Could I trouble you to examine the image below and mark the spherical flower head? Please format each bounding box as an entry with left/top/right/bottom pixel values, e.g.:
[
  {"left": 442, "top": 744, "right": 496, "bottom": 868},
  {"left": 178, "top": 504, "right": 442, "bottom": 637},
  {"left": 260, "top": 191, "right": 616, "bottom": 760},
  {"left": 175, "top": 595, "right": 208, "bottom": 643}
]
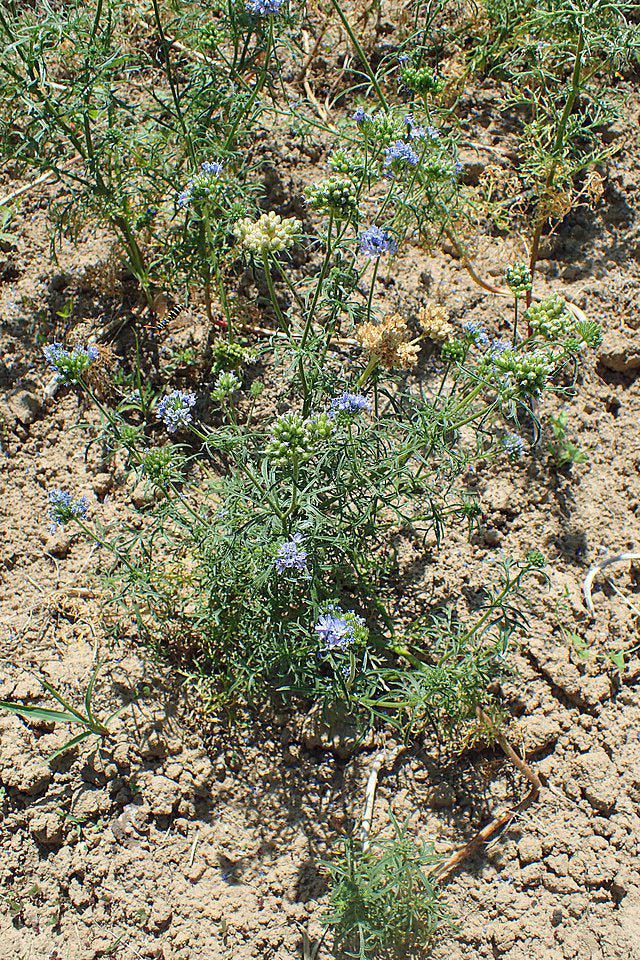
[
  {"left": 43, "top": 342, "right": 99, "bottom": 384},
  {"left": 490, "top": 339, "right": 509, "bottom": 357},
  {"left": 142, "top": 446, "right": 181, "bottom": 485},
  {"left": 246, "top": 0, "right": 284, "bottom": 15},
  {"left": 462, "top": 320, "right": 489, "bottom": 348},
  {"left": 401, "top": 65, "right": 445, "bottom": 96},
  {"left": 438, "top": 333, "right": 465, "bottom": 363},
  {"left": 526, "top": 296, "right": 571, "bottom": 341},
  {"left": 48, "top": 490, "right": 88, "bottom": 531},
  {"left": 415, "top": 124, "right": 440, "bottom": 142},
  {"left": 506, "top": 262, "right": 532, "bottom": 297},
  {"left": 177, "top": 161, "right": 224, "bottom": 210},
  {"left": 383, "top": 140, "right": 419, "bottom": 173},
  {"left": 267, "top": 412, "right": 311, "bottom": 466},
  {"left": 357, "top": 313, "right": 419, "bottom": 370},
  {"left": 315, "top": 612, "right": 352, "bottom": 651},
  {"left": 328, "top": 148, "right": 364, "bottom": 178},
  {"left": 306, "top": 177, "right": 358, "bottom": 220},
  {"left": 235, "top": 211, "right": 302, "bottom": 255},
  {"left": 354, "top": 106, "right": 370, "bottom": 126},
  {"left": 275, "top": 533, "right": 308, "bottom": 574},
  {"left": 359, "top": 226, "right": 397, "bottom": 258},
  {"left": 212, "top": 371, "right": 241, "bottom": 401},
  {"left": 358, "top": 111, "right": 398, "bottom": 147},
  {"left": 267, "top": 411, "right": 333, "bottom": 467},
  {"left": 329, "top": 392, "right": 371, "bottom": 416},
  {"left": 526, "top": 548, "right": 546, "bottom": 569},
  {"left": 502, "top": 432, "right": 526, "bottom": 460},
  {"left": 418, "top": 303, "right": 454, "bottom": 343},
  {"left": 156, "top": 390, "right": 196, "bottom": 433},
  {"left": 493, "top": 349, "right": 552, "bottom": 398}
]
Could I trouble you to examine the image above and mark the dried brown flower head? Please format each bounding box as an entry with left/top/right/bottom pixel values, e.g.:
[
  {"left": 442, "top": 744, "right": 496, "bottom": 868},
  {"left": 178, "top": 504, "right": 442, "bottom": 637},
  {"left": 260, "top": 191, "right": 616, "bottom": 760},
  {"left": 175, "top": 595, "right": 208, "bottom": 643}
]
[
  {"left": 356, "top": 313, "right": 419, "bottom": 370},
  {"left": 418, "top": 303, "right": 454, "bottom": 342}
]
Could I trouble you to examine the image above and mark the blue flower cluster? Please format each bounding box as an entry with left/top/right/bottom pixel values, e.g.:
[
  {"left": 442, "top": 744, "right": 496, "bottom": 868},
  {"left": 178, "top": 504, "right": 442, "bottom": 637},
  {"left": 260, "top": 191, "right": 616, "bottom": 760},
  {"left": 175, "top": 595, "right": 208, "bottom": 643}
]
[
  {"left": 245, "top": 0, "right": 284, "bottom": 15},
  {"left": 156, "top": 390, "right": 197, "bottom": 433},
  {"left": 329, "top": 392, "right": 370, "bottom": 416},
  {"left": 359, "top": 226, "right": 397, "bottom": 258},
  {"left": 404, "top": 115, "right": 440, "bottom": 141},
  {"left": 315, "top": 612, "right": 353, "bottom": 651},
  {"left": 177, "top": 161, "right": 224, "bottom": 209},
  {"left": 48, "top": 490, "right": 88, "bottom": 531},
  {"left": 502, "top": 433, "right": 526, "bottom": 460},
  {"left": 275, "top": 533, "right": 308, "bottom": 574},
  {"left": 384, "top": 140, "right": 419, "bottom": 171},
  {"left": 462, "top": 321, "right": 489, "bottom": 347},
  {"left": 490, "top": 340, "right": 509, "bottom": 357},
  {"left": 43, "top": 342, "right": 99, "bottom": 384},
  {"left": 354, "top": 106, "right": 370, "bottom": 125}
]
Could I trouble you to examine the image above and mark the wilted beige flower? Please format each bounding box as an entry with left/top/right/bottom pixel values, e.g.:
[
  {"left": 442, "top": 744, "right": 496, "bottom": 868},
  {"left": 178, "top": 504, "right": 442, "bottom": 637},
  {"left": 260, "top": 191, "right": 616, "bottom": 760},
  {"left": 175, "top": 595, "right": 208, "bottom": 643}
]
[
  {"left": 235, "top": 211, "right": 302, "bottom": 254},
  {"left": 418, "top": 303, "right": 454, "bottom": 342},
  {"left": 357, "top": 313, "right": 419, "bottom": 369}
]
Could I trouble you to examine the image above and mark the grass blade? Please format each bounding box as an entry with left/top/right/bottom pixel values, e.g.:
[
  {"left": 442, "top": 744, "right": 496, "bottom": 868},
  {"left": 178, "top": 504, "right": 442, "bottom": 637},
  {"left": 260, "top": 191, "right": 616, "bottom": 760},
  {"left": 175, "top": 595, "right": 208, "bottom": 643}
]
[{"left": 0, "top": 701, "right": 82, "bottom": 725}]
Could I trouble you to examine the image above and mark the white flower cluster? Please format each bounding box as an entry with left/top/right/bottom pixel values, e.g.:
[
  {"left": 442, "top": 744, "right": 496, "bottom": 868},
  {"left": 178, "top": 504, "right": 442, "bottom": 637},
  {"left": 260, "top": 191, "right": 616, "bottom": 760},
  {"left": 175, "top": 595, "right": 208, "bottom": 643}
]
[{"left": 235, "top": 211, "right": 302, "bottom": 254}]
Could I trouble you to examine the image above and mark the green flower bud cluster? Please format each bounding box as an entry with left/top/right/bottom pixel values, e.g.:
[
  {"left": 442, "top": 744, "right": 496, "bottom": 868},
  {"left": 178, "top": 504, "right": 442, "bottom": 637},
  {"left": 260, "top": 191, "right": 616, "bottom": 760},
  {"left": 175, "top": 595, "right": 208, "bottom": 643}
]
[
  {"left": 199, "top": 23, "right": 225, "bottom": 49},
  {"left": 440, "top": 338, "right": 467, "bottom": 363},
  {"left": 211, "top": 341, "right": 256, "bottom": 372},
  {"left": 525, "top": 548, "right": 546, "bottom": 569},
  {"left": 424, "top": 156, "right": 459, "bottom": 182},
  {"left": 359, "top": 111, "right": 399, "bottom": 148},
  {"left": 401, "top": 66, "right": 445, "bottom": 96},
  {"left": 211, "top": 371, "right": 241, "bottom": 401},
  {"left": 267, "top": 412, "right": 333, "bottom": 466},
  {"left": 142, "top": 446, "right": 182, "bottom": 486},
  {"left": 305, "top": 177, "right": 358, "bottom": 220},
  {"left": 328, "top": 149, "right": 365, "bottom": 178},
  {"left": 526, "top": 296, "right": 571, "bottom": 341},
  {"left": 235, "top": 211, "right": 302, "bottom": 254},
  {"left": 493, "top": 349, "right": 552, "bottom": 397},
  {"left": 118, "top": 424, "right": 143, "bottom": 451},
  {"left": 188, "top": 173, "right": 225, "bottom": 209},
  {"left": 506, "top": 262, "right": 533, "bottom": 296}
]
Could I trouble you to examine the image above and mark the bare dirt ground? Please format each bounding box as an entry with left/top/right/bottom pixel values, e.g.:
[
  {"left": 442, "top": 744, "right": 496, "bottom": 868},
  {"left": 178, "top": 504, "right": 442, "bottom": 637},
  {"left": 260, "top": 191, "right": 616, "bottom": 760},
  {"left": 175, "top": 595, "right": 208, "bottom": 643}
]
[{"left": 1, "top": 57, "right": 640, "bottom": 960}]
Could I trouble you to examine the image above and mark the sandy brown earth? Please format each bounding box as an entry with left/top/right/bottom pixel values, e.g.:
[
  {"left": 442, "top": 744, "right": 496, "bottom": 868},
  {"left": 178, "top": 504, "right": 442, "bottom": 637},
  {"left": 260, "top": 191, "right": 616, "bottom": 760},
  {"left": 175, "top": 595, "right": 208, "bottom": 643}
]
[{"left": 1, "top": 46, "right": 640, "bottom": 960}]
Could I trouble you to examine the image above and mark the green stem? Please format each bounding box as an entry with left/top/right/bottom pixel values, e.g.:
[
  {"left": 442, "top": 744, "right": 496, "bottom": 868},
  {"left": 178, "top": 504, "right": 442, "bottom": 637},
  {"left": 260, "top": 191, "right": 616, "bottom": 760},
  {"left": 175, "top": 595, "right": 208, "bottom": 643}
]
[
  {"left": 151, "top": 0, "right": 196, "bottom": 164},
  {"left": 528, "top": 28, "right": 584, "bottom": 298},
  {"left": 75, "top": 518, "right": 138, "bottom": 577},
  {"left": 301, "top": 211, "right": 334, "bottom": 348},
  {"left": 261, "top": 250, "right": 290, "bottom": 334},
  {"left": 365, "top": 255, "right": 380, "bottom": 324},
  {"left": 326, "top": 0, "right": 388, "bottom": 110},
  {"left": 224, "top": 20, "right": 273, "bottom": 150}
]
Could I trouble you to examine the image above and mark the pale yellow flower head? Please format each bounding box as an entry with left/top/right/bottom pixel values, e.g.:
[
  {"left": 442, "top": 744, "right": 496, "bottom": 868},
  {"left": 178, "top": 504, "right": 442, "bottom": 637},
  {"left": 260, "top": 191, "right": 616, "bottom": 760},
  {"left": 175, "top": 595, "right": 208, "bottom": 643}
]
[{"left": 235, "top": 211, "right": 302, "bottom": 254}]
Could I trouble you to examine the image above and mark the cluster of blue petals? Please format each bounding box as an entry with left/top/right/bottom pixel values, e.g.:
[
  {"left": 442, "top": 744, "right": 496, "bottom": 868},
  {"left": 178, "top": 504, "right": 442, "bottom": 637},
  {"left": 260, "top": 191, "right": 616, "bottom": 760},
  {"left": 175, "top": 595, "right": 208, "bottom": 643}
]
[{"left": 156, "top": 390, "right": 197, "bottom": 433}]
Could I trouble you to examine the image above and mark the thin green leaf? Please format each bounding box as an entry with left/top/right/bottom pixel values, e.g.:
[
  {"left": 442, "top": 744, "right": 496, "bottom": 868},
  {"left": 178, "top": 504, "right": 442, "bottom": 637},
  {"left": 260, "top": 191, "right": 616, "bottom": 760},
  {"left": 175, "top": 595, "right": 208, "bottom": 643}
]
[
  {"left": 0, "top": 701, "right": 83, "bottom": 725},
  {"left": 47, "top": 730, "right": 94, "bottom": 763},
  {"left": 36, "top": 677, "right": 88, "bottom": 723}
]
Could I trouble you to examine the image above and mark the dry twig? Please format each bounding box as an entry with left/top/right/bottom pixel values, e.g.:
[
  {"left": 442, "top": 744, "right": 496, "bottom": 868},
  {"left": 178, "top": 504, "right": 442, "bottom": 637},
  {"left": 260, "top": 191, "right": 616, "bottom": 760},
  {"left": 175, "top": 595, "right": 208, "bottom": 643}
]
[{"left": 432, "top": 710, "right": 540, "bottom": 882}]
